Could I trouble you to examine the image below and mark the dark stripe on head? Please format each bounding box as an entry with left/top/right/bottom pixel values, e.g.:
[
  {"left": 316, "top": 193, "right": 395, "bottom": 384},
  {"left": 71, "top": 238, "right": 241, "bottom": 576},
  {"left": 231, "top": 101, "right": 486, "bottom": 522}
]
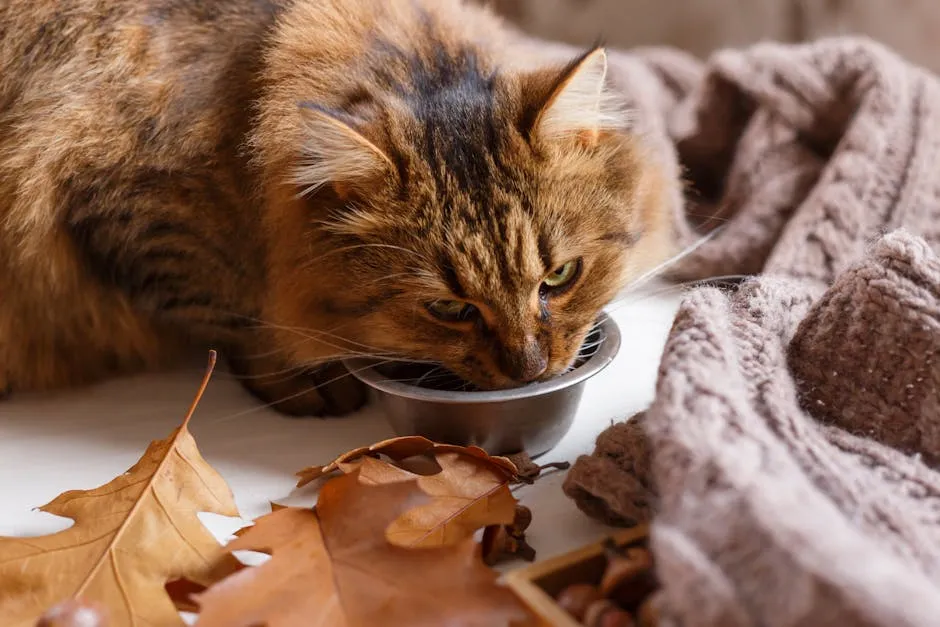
[
  {"left": 513, "top": 224, "right": 530, "bottom": 275},
  {"left": 537, "top": 231, "right": 554, "bottom": 271},
  {"left": 439, "top": 253, "right": 467, "bottom": 298},
  {"left": 518, "top": 193, "right": 536, "bottom": 218},
  {"left": 492, "top": 207, "right": 515, "bottom": 288},
  {"left": 385, "top": 142, "right": 411, "bottom": 199},
  {"left": 340, "top": 85, "right": 373, "bottom": 110},
  {"left": 402, "top": 42, "right": 501, "bottom": 209}
]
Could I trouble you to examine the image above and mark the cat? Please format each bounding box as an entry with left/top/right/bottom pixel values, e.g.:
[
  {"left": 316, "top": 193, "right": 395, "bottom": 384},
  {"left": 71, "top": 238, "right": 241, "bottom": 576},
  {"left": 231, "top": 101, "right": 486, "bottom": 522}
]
[{"left": 0, "top": 0, "right": 678, "bottom": 417}]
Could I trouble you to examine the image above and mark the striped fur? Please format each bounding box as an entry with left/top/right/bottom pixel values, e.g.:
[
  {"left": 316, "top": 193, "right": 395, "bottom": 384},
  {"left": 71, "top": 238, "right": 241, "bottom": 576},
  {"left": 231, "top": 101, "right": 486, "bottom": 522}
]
[{"left": 0, "top": 0, "right": 677, "bottom": 415}]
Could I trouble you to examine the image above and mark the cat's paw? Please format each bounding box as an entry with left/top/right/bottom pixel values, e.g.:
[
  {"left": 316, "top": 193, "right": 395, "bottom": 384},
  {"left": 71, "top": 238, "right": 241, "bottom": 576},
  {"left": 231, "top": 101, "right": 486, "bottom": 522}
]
[{"left": 229, "top": 356, "right": 368, "bottom": 417}]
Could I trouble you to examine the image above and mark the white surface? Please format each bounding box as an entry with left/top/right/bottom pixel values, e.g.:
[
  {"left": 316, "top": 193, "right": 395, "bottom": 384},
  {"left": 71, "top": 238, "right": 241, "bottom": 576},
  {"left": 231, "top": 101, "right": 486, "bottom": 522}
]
[{"left": 0, "top": 287, "right": 680, "bottom": 597}]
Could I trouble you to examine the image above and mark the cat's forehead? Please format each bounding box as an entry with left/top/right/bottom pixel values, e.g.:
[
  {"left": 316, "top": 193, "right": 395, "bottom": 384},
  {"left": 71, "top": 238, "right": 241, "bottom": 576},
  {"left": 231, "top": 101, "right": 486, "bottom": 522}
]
[
  {"left": 401, "top": 115, "right": 517, "bottom": 206},
  {"left": 430, "top": 208, "right": 549, "bottom": 298},
  {"left": 383, "top": 46, "right": 531, "bottom": 201}
]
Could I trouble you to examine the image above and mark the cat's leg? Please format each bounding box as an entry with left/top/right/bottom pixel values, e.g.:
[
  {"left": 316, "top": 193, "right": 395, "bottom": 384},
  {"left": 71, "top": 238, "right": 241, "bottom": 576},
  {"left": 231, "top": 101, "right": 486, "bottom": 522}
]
[{"left": 63, "top": 167, "right": 366, "bottom": 417}]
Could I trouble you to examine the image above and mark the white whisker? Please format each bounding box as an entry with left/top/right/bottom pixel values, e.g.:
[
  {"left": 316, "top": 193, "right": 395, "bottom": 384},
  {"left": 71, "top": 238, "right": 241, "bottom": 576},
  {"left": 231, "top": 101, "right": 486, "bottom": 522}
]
[
  {"left": 364, "top": 272, "right": 417, "bottom": 286},
  {"left": 614, "top": 226, "right": 727, "bottom": 302},
  {"left": 229, "top": 313, "right": 412, "bottom": 359},
  {"left": 605, "top": 274, "right": 751, "bottom": 316},
  {"left": 414, "top": 366, "right": 447, "bottom": 387},
  {"left": 207, "top": 359, "right": 399, "bottom": 425}
]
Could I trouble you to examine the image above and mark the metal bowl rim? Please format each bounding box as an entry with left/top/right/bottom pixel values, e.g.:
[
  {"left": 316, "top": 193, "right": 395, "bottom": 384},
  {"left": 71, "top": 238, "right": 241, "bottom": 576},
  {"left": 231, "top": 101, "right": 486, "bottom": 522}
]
[{"left": 342, "top": 316, "right": 621, "bottom": 405}]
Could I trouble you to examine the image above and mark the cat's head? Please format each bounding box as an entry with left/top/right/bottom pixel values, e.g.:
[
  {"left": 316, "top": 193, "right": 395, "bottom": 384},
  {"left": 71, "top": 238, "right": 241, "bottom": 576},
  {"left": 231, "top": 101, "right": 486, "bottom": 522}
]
[{"left": 259, "top": 46, "right": 677, "bottom": 390}]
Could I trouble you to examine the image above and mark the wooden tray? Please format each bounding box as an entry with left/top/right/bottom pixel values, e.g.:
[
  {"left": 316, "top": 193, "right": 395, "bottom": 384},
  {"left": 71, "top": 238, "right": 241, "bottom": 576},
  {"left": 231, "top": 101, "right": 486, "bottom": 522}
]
[{"left": 504, "top": 525, "right": 650, "bottom": 626}]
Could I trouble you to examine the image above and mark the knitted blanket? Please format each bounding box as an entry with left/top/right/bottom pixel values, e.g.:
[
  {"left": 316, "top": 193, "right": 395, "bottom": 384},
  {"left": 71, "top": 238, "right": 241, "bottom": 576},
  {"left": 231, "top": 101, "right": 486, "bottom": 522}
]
[{"left": 560, "top": 37, "right": 940, "bottom": 626}]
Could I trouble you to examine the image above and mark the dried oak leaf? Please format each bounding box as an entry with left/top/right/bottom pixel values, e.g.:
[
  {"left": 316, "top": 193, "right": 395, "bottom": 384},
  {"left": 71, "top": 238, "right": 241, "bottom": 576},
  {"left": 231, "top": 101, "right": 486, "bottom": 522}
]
[
  {"left": 193, "top": 469, "right": 536, "bottom": 627},
  {"left": 296, "top": 437, "right": 520, "bottom": 548},
  {"left": 295, "top": 435, "right": 520, "bottom": 484},
  {"left": 0, "top": 352, "right": 241, "bottom": 627}
]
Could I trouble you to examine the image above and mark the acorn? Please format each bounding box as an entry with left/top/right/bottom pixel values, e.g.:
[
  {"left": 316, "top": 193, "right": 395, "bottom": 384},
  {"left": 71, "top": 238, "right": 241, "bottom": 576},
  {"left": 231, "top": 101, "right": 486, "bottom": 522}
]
[
  {"left": 481, "top": 504, "right": 537, "bottom": 566},
  {"left": 480, "top": 524, "right": 536, "bottom": 566},
  {"left": 599, "top": 544, "right": 657, "bottom": 610},
  {"left": 509, "top": 504, "right": 533, "bottom": 536},
  {"left": 554, "top": 583, "right": 603, "bottom": 621}
]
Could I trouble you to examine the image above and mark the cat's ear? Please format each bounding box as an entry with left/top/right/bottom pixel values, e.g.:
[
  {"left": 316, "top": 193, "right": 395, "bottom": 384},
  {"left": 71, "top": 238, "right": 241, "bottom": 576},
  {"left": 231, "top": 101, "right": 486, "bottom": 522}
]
[
  {"left": 292, "top": 103, "right": 394, "bottom": 199},
  {"left": 528, "top": 47, "right": 629, "bottom": 147}
]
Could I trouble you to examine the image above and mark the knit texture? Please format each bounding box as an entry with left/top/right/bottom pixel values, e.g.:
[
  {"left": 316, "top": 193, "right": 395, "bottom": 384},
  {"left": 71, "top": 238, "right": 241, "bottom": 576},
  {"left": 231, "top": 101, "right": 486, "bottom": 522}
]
[{"left": 561, "top": 36, "right": 940, "bottom": 626}]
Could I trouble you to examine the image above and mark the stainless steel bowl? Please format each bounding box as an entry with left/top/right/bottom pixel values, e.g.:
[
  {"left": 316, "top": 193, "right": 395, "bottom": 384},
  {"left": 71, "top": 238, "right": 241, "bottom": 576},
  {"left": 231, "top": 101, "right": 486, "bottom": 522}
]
[{"left": 342, "top": 317, "right": 621, "bottom": 457}]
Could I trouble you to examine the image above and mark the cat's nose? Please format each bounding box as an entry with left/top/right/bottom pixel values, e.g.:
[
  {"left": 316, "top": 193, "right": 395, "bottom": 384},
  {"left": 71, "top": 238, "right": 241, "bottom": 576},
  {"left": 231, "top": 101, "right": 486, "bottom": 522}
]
[{"left": 498, "top": 338, "right": 548, "bottom": 383}]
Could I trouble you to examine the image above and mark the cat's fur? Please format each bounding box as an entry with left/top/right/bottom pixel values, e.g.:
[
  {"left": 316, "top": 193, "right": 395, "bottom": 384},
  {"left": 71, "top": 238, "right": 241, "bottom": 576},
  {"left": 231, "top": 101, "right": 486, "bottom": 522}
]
[{"left": 0, "top": 0, "right": 677, "bottom": 416}]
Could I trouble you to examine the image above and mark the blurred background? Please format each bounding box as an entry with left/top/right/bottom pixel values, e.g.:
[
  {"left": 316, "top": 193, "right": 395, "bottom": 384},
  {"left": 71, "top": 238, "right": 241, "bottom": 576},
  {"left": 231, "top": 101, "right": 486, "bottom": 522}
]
[{"left": 488, "top": 0, "right": 940, "bottom": 73}]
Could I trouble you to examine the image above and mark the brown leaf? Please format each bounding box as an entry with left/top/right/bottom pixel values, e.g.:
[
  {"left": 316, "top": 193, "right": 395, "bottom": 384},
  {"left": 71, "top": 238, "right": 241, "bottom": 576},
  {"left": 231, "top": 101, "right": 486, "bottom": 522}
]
[
  {"left": 362, "top": 455, "right": 519, "bottom": 548},
  {"left": 193, "top": 470, "right": 535, "bottom": 627},
  {"left": 297, "top": 438, "right": 520, "bottom": 548},
  {"left": 295, "top": 435, "right": 520, "bottom": 486},
  {"left": 0, "top": 352, "right": 241, "bottom": 627}
]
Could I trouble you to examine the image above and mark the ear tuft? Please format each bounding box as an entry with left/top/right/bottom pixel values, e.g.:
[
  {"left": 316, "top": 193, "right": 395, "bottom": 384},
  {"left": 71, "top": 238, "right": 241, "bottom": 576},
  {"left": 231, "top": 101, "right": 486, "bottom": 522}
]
[
  {"left": 291, "top": 104, "right": 393, "bottom": 198},
  {"left": 533, "top": 48, "right": 631, "bottom": 146}
]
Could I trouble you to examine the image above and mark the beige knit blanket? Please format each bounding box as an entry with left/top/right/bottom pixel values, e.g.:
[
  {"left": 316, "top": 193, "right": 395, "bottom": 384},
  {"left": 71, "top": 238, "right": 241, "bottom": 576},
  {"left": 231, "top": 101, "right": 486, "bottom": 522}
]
[{"left": 560, "top": 37, "right": 940, "bottom": 626}]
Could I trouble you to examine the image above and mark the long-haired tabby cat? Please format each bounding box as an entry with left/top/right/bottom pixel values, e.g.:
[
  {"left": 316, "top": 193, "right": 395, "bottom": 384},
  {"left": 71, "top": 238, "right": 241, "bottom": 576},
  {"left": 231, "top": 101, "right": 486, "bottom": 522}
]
[{"left": 0, "top": 0, "right": 677, "bottom": 416}]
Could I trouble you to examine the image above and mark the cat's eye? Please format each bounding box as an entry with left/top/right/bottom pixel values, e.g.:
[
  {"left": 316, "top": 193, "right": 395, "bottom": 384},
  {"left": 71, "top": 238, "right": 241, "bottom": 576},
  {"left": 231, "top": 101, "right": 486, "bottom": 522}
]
[
  {"left": 426, "top": 299, "right": 478, "bottom": 323},
  {"left": 541, "top": 258, "right": 582, "bottom": 293}
]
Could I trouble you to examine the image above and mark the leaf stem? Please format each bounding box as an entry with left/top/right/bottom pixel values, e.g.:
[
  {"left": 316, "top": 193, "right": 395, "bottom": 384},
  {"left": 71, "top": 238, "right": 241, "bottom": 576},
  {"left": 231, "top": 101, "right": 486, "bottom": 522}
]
[{"left": 182, "top": 350, "right": 218, "bottom": 429}]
